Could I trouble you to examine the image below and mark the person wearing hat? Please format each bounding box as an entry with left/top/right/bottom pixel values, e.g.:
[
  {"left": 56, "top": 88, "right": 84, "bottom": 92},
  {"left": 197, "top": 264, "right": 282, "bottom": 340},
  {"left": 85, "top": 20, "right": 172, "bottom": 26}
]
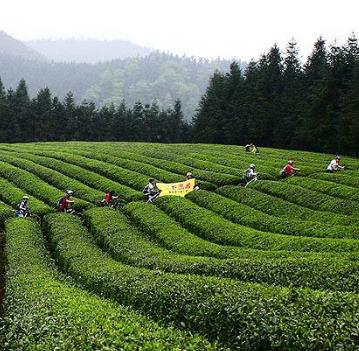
[
  {"left": 245, "top": 143, "right": 253, "bottom": 152},
  {"left": 58, "top": 190, "right": 75, "bottom": 212},
  {"left": 244, "top": 143, "right": 259, "bottom": 154},
  {"left": 327, "top": 156, "right": 345, "bottom": 173},
  {"left": 241, "top": 164, "right": 258, "bottom": 186},
  {"left": 143, "top": 178, "right": 160, "bottom": 202},
  {"left": 185, "top": 172, "right": 200, "bottom": 190},
  {"left": 15, "top": 195, "right": 30, "bottom": 217},
  {"left": 280, "top": 160, "right": 300, "bottom": 178}
]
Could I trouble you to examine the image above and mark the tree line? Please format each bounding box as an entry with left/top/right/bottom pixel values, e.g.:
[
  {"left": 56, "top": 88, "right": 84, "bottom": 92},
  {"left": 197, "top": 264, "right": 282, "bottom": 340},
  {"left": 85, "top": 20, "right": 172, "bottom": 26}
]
[
  {"left": 0, "top": 78, "right": 190, "bottom": 143},
  {"left": 193, "top": 35, "right": 359, "bottom": 156},
  {"left": 2, "top": 35, "right": 359, "bottom": 155}
]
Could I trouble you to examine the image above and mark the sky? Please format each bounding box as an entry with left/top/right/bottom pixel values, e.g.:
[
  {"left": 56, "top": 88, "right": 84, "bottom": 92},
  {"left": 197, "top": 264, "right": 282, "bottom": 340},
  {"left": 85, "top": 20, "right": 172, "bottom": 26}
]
[{"left": 1, "top": 0, "right": 359, "bottom": 61}]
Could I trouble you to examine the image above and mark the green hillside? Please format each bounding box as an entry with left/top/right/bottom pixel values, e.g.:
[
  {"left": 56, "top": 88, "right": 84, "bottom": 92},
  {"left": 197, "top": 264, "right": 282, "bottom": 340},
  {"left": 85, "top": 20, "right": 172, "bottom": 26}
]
[{"left": 0, "top": 142, "right": 358, "bottom": 350}]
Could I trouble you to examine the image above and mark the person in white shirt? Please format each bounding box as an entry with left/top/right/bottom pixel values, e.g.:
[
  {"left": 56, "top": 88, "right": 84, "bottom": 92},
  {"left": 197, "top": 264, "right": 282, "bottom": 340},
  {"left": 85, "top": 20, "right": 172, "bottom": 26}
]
[
  {"left": 185, "top": 172, "right": 200, "bottom": 190},
  {"left": 241, "top": 164, "right": 258, "bottom": 186},
  {"left": 327, "top": 156, "right": 345, "bottom": 173},
  {"left": 15, "top": 195, "right": 30, "bottom": 217},
  {"left": 143, "top": 178, "right": 160, "bottom": 202}
]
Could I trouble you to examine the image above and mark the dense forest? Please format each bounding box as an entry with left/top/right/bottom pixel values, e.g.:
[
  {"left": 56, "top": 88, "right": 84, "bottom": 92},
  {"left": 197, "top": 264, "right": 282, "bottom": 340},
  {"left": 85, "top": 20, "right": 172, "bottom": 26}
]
[
  {"left": 0, "top": 78, "right": 190, "bottom": 143},
  {"left": 2, "top": 32, "right": 359, "bottom": 155},
  {"left": 193, "top": 36, "right": 359, "bottom": 156}
]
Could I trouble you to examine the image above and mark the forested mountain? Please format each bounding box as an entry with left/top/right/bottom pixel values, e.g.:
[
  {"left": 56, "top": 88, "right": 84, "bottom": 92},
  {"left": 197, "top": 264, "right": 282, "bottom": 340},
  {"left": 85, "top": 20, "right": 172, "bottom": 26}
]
[
  {"left": 84, "top": 53, "right": 232, "bottom": 118},
  {"left": 26, "top": 38, "right": 150, "bottom": 63},
  {"left": 193, "top": 36, "right": 359, "bottom": 155},
  {"left": 0, "top": 53, "right": 103, "bottom": 102},
  {"left": 0, "top": 31, "right": 45, "bottom": 61},
  {"left": 0, "top": 32, "right": 236, "bottom": 120}
]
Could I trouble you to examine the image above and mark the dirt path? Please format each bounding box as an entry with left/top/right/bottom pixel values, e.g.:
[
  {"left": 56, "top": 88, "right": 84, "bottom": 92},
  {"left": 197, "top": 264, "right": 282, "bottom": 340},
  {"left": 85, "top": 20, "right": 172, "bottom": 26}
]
[{"left": 0, "top": 232, "right": 5, "bottom": 316}]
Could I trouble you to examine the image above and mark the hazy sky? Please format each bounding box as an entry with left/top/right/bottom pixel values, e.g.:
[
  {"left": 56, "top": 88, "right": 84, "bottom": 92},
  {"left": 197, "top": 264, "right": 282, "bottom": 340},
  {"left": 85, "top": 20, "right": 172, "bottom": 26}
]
[{"left": 1, "top": 0, "right": 358, "bottom": 61}]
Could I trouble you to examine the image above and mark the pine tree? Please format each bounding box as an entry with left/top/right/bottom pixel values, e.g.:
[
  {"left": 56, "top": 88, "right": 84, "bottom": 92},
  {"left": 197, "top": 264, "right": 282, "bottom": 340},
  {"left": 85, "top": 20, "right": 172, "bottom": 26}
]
[
  {"left": 50, "top": 96, "right": 65, "bottom": 141},
  {"left": 339, "top": 57, "right": 359, "bottom": 155},
  {"left": 222, "top": 62, "right": 244, "bottom": 144},
  {"left": 296, "top": 37, "right": 330, "bottom": 151},
  {"left": 77, "top": 101, "right": 97, "bottom": 140},
  {"left": 246, "top": 46, "right": 283, "bottom": 146},
  {"left": 192, "top": 70, "right": 226, "bottom": 143},
  {"left": 275, "top": 41, "right": 303, "bottom": 148},
  {"left": 13, "top": 79, "right": 31, "bottom": 141},
  {"left": 32, "top": 87, "right": 53, "bottom": 140},
  {"left": 113, "top": 101, "right": 130, "bottom": 141},
  {"left": 0, "top": 78, "right": 10, "bottom": 141},
  {"left": 64, "top": 92, "right": 78, "bottom": 140},
  {"left": 241, "top": 61, "right": 260, "bottom": 144},
  {"left": 171, "top": 99, "right": 185, "bottom": 142},
  {"left": 132, "top": 101, "right": 144, "bottom": 140}
]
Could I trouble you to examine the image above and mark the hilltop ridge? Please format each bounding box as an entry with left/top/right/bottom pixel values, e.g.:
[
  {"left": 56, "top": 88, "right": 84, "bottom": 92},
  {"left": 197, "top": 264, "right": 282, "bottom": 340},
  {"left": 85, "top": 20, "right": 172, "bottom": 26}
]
[{"left": 0, "top": 31, "right": 46, "bottom": 61}]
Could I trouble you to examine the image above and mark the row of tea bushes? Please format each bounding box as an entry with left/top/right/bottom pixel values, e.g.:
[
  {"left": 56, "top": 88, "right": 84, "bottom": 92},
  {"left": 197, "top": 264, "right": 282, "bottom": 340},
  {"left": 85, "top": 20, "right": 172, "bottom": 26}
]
[
  {"left": 58, "top": 147, "right": 185, "bottom": 183},
  {"left": 0, "top": 218, "right": 214, "bottom": 350},
  {"left": 0, "top": 201, "right": 14, "bottom": 227},
  {"left": 0, "top": 148, "right": 142, "bottom": 201},
  {"left": 250, "top": 180, "right": 359, "bottom": 215},
  {"left": 123, "top": 201, "right": 247, "bottom": 259},
  {"left": 136, "top": 147, "right": 242, "bottom": 185},
  {"left": 309, "top": 171, "right": 359, "bottom": 189},
  {"left": 85, "top": 207, "right": 359, "bottom": 292},
  {"left": 287, "top": 176, "right": 359, "bottom": 202},
  {"left": 0, "top": 177, "right": 51, "bottom": 216},
  {"left": 0, "top": 151, "right": 104, "bottom": 204},
  {"left": 185, "top": 191, "right": 359, "bottom": 251},
  {"left": 0, "top": 160, "right": 90, "bottom": 211},
  {"left": 137, "top": 144, "right": 316, "bottom": 176},
  {"left": 85, "top": 146, "right": 217, "bottom": 190},
  {"left": 18, "top": 149, "right": 150, "bottom": 192},
  {"left": 184, "top": 191, "right": 359, "bottom": 240},
  {"left": 106, "top": 144, "right": 237, "bottom": 186},
  {"left": 43, "top": 212, "right": 359, "bottom": 350},
  {"left": 122, "top": 202, "right": 353, "bottom": 260},
  {"left": 5, "top": 143, "right": 217, "bottom": 190},
  {"left": 216, "top": 185, "right": 359, "bottom": 226}
]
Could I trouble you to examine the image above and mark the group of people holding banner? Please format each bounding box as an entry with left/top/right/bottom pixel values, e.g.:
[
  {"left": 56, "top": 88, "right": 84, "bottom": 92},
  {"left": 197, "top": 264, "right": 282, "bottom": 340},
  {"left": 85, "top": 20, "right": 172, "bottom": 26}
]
[
  {"left": 14, "top": 154, "right": 346, "bottom": 218},
  {"left": 97, "top": 154, "right": 346, "bottom": 207},
  {"left": 143, "top": 172, "right": 198, "bottom": 203}
]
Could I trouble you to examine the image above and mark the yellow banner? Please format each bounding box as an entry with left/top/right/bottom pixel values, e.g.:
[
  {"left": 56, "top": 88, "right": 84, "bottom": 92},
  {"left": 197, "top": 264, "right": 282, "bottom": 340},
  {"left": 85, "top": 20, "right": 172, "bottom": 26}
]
[{"left": 157, "top": 179, "right": 195, "bottom": 197}]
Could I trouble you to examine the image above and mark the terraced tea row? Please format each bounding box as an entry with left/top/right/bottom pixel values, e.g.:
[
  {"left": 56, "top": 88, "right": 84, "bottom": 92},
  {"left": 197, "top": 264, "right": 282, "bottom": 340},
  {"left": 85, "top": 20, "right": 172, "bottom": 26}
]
[
  {"left": 250, "top": 180, "right": 359, "bottom": 215},
  {"left": 41, "top": 212, "right": 359, "bottom": 350},
  {"left": 0, "top": 218, "right": 214, "bottom": 350},
  {"left": 0, "top": 160, "right": 90, "bottom": 210},
  {"left": 184, "top": 191, "right": 359, "bottom": 241},
  {"left": 0, "top": 142, "right": 358, "bottom": 350},
  {"left": 216, "top": 186, "right": 359, "bottom": 225},
  {"left": 85, "top": 207, "right": 359, "bottom": 292},
  {"left": 0, "top": 177, "right": 51, "bottom": 216},
  {"left": 0, "top": 151, "right": 104, "bottom": 204},
  {"left": 0, "top": 148, "right": 142, "bottom": 201}
]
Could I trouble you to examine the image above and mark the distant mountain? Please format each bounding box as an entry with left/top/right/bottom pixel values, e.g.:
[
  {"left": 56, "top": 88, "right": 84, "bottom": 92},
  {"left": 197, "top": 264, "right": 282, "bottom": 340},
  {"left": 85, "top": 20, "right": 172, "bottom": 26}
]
[
  {"left": 0, "top": 31, "right": 244, "bottom": 120},
  {"left": 0, "top": 53, "right": 102, "bottom": 99},
  {"left": 26, "top": 38, "right": 151, "bottom": 63},
  {"left": 0, "top": 31, "right": 46, "bottom": 61}
]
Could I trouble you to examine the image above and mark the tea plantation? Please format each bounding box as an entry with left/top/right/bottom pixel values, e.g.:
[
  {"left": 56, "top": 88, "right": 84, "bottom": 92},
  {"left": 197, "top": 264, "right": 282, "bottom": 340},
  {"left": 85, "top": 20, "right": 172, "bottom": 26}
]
[{"left": 0, "top": 142, "right": 358, "bottom": 350}]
